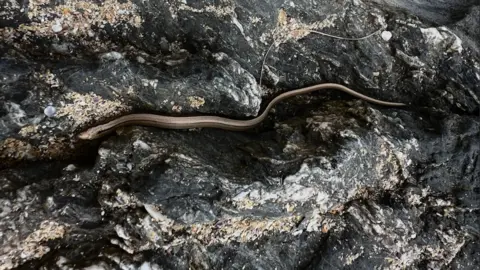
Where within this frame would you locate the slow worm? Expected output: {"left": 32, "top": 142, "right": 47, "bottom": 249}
{"left": 78, "top": 83, "right": 405, "bottom": 140}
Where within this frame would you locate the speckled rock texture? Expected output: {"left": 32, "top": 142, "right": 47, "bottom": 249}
{"left": 1, "top": 0, "right": 479, "bottom": 269}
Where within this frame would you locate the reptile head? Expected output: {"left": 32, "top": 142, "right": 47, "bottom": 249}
{"left": 77, "top": 125, "right": 113, "bottom": 140}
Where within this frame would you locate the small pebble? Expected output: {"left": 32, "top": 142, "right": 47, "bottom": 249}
{"left": 64, "top": 164, "right": 77, "bottom": 171}
{"left": 52, "top": 24, "right": 63, "bottom": 33}
{"left": 44, "top": 105, "right": 56, "bottom": 117}
{"left": 101, "top": 51, "right": 123, "bottom": 60}
{"left": 381, "top": 31, "right": 392, "bottom": 41}
{"left": 136, "top": 56, "right": 145, "bottom": 63}
{"left": 133, "top": 139, "right": 151, "bottom": 151}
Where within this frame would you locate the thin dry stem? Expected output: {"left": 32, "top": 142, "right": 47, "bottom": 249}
{"left": 258, "top": 28, "right": 382, "bottom": 90}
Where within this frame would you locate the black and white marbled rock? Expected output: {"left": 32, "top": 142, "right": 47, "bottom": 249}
{"left": 0, "top": 0, "right": 479, "bottom": 269}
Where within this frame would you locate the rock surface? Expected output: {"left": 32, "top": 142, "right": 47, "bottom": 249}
{"left": 0, "top": 0, "right": 479, "bottom": 269}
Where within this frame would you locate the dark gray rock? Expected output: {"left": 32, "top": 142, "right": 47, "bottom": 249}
{"left": 1, "top": 0, "right": 479, "bottom": 269}
{"left": 370, "top": 0, "right": 478, "bottom": 25}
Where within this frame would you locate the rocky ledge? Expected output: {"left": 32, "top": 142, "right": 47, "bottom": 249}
{"left": 0, "top": 0, "right": 479, "bottom": 269}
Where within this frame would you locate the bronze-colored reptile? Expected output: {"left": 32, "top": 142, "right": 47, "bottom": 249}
{"left": 78, "top": 83, "right": 405, "bottom": 140}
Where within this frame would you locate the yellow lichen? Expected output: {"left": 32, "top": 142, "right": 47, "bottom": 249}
{"left": 177, "top": 2, "right": 234, "bottom": 17}
{"left": 189, "top": 215, "right": 302, "bottom": 245}
{"left": 0, "top": 0, "right": 142, "bottom": 51}
{"left": 26, "top": 0, "right": 142, "bottom": 36}
{"left": 171, "top": 104, "right": 182, "bottom": 113}
{"left": 18, "top": 125, "right": 38, "bottom": 137}
{"left": 56, "top": 91, "right": 131, "bottom": 129}
{"left": 0, "top": 138, "right": 39, "bottom": 160}
{"left": 0, "top": 221, "right": 67, "bottom": 270}
{"left": 233, "top": 198, "right": 258, "bottom": 210}
{"left": 277, "top": 8, "right": 288, "bottom": 27}
{"left": 187, "top": 96, "right": 205, "bottom": 109}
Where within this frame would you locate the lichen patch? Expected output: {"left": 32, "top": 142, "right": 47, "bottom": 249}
{"left": 28, "top": 0, "right": 142, "bottom": 36}
{"left": 0, "top": 221, "right": 67, "bottom": 270}
{"left": 178, "top": 2, "right": 234, "bottom": 17}
{"left": 190, "top": 215, "right": 303, "bottom": 245}
{"left": 0, "top": 138, "right": 39, "bottom": 161}
{"left": 0, "top": 0, "right": 142, "bottom": 48}
{"left": 56, "top": 91, "right": 131, "bottom": 129}
{"left": 187, "top": 96, "right": 205, "bottom": 109}
{"left": 18, "top": 125, "right": 38, "bottom": 137}
{"left": 270, "top": 8, "right": 339, "bottom": 47}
